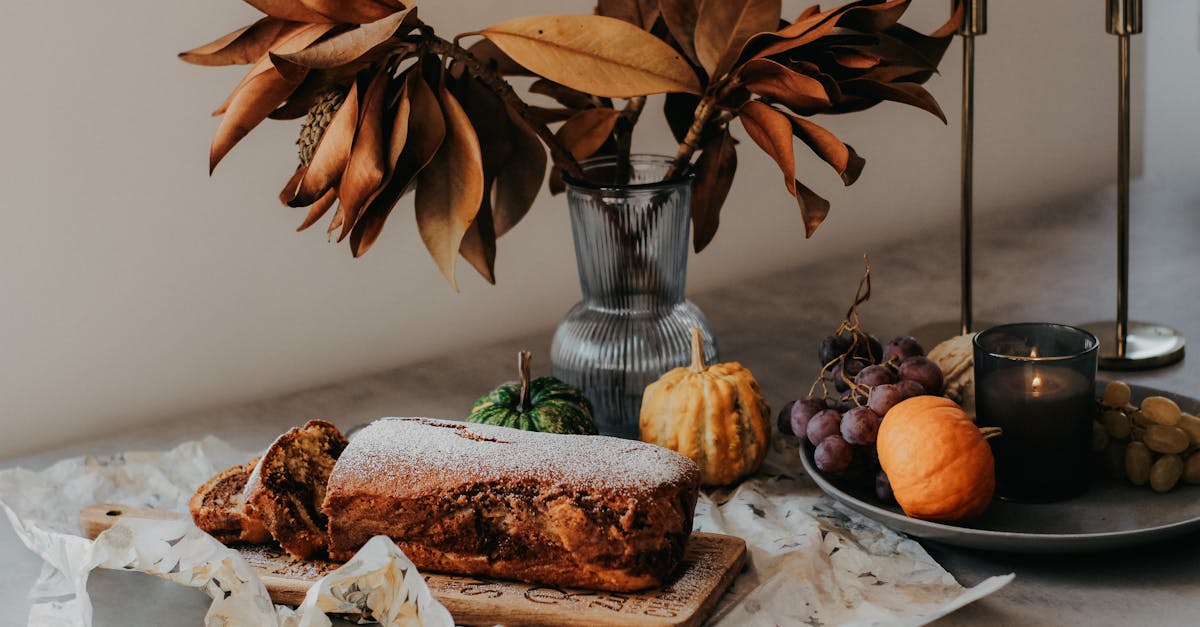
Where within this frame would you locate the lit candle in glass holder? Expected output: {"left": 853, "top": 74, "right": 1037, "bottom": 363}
{"left": 974, "top": 323, "right": 1099, "bottom": 502}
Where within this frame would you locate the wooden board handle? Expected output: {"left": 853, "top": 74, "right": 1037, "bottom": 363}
{"left": 80, "top": 503, "right": 183, "bottom": 539}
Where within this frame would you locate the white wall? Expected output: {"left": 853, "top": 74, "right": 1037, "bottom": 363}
{"left": 1, "top": 0, "right": 1173, "bottom": 458}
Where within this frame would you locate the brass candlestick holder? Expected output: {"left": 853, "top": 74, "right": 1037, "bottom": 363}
{"left": 1081, "top": 0, "right": 1185, "bottom": 370}
{"left": 910, "top": 0, "right": 991, "bottom": 348}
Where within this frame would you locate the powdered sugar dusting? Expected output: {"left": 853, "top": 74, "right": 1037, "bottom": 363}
{"left": 334, "top": 418, "right": 699, "bottom": 496}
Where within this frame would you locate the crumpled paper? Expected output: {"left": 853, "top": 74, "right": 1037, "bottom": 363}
{"left": 0, "top": 437, "right": 453, "bottom": 627}
{"left": 0, "top": 436, "right": 1009, "bottom": 627}
{"left": 698, "top": 440, "right": 1012, "bottom": 626}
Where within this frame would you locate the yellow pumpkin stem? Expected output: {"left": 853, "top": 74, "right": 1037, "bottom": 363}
{"left": 689, "top": 327, "right": 706, "bottom": 373}
{"left": 980, "top": 426, "right": 1002, "bottom": 440}
{"left": 517, "top": 351, "right": 533, "bottom": 413}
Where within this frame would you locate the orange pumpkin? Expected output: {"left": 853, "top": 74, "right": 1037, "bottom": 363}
{"left": 640, "top": 328, "right": 771, "bottom": 486}
{"left": 877, "top": 395, "right": 997, "bottom": 521}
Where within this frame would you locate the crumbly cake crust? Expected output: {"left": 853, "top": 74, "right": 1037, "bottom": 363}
{"left": 189, "top": 457, "right": 271, "bottom": 544}
{"left": 243, "top": 419, "right": 348, "bottom": 560}
{"left": 323, "top": 418, "right": 700, "bottom": 592}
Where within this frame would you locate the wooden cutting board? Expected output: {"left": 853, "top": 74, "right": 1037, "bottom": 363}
{"left": 81, "top": 504, "right": 746, "bottom": 627}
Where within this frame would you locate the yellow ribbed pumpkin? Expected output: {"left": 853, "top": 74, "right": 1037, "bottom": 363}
{"left": 639, "top": 328, "right": 771, "bottom": 486}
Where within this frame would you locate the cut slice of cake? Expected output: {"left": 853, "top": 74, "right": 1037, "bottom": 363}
{"left": 242, "top": 419, "right": 348, "bottom": 560}
{"left": 189, "top": 457, "right": 271, "bottom": 544}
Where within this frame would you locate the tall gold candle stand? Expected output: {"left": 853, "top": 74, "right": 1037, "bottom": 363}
{"left": 1081, "top": 0, "right": 1185, "bottom": 370}
{"left": 910, "top": 0, "right": 990, "bottom": 347}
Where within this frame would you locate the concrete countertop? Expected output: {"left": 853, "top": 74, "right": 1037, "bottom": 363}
{"left": 3, "top": 179, "right": 1199, "bottom": 625}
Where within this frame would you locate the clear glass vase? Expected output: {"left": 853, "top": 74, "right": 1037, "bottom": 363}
{"left": 551, "top": 155, "right": 718, "bottom": 439}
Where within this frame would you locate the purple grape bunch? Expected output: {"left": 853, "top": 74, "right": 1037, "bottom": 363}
{"left": 784, "top": 331, "right": 945, "bottom": 485}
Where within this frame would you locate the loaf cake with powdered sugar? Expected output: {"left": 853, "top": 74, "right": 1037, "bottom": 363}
{"left": 322, "top": 418, "right": 701, "bottom": 592}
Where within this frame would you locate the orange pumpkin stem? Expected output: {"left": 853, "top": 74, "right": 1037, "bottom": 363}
{"left": 979, "top": 426, "right": 1002, "bottom": 440}
{"left": 689, "top": 327, "right": 706, "bottom": 373}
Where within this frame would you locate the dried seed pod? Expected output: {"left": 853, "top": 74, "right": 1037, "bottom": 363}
{"left": 1140, "top": 396, "right": 1182, "bottom": 427}
{"left": 1143, "top": 424, "right": 1190, "bottom": 455}
{"left": 298, "top": 88, "right": 348, "bottom": 167}
{"left": 1125, "top": 442, "right": 1152, "bottom": 486}
{"left": 1150, "top": 455, "right": 1184, "bottom": 493}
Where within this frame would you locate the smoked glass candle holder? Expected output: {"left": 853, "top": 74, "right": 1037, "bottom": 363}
{"left": 974, "top": 323, "right": 1099, "bottom": 502}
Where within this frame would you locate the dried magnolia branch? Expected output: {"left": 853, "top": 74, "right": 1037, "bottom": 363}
{"left": 180, "top": 0, "right": 961, "bottom": 285}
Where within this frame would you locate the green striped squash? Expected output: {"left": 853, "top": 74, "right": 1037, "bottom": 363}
{"left": 468, "top": 352, "right": 597, "bottom": 435}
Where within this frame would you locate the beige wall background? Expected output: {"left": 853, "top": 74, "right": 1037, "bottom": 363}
{"left": 1, "top": 1, "right": 1195, "bottom": 459}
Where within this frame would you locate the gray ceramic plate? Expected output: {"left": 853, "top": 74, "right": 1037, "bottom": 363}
{"left": 800, "top": 383, "right": 1200, "bottom": 553}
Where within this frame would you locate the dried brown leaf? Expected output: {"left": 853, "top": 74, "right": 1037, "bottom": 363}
{"left": 209, "top": 70, "right": 301, "bottom": 173}
{"left": 278, "top": 9, "right": 415, "bottom": 69}
{"left": 833, "top": 49, "right": 881, "bottom": 69}
{"left": 242, "top": 0, "right": 335, "bottom": 23}
{"left": 345, "top": 98, "right": 406, "bottom": 254}
{"left": 491, "top": 113, "right": 546, "bottom": 237}
{"left": 660, "top": 0, "right": 700, "bottom": 65}
{"left": 478, "top": 15, "right": 701, "bottom": 97}
{"left": 211, "top": 23, "right": 329, "bottom": 119}
{"left": 286, "top": 80, "right": 359, "bottom": 206}
{"left": 296, "top": 187, "right": 338, "bottom": 231}
{"left": 335, "top": 71, "right": 390, "bottom": 241}
{"left": 556, "top": 108, "right": 621, "bottom": 161}
{"left": 787, "top": 113, "right": 864, "bottom": 185}
{"left": 739, "top": 100, "right": 828, "bottom": 237}
{"left": 793, "top": 178, "right": 830, "bottom": 236}
{"left": 839, "top": 0, "right": 910, "bottom": 33}
{"left": 694, "top": 0, "right": 781, "bottom": 79}
{"left": 452, "top": 72, "right": 544, "bottom": 242}
{"left": 179, "top": 18, "right": 290, "bottom": 66}
{"left": 737, "top": 58, "right": 830, "bottom": 115}
{"left": 596, "top": 0, "right": 661, "bottom": 30}
{"left": 239, "top": 0, "right": 405, "bottom": 25}
{"left": 459, "top": 196, "right": 497, "bottom": 284}
{"left": 351, "top": 68, "right": 445, "bottom": 257}
{"left": 839, "top": 79, "right": 945, "bottom": 122}
{"left": 415, "top": 84, "right": 484, "bottom": 290}
{"left": 269, "top": 69, "right": 352, "bottom": 119}
{"left": 691, "top": 126, "right": 736, "bottom": 252}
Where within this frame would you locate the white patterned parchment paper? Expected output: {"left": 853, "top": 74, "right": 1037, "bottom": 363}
{"left": 0, "top": 437, "right": 453, "bottom": 627}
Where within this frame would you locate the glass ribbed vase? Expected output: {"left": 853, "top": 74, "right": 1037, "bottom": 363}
{"left": 551, "top": 155, "right": 718, "bottom": 439}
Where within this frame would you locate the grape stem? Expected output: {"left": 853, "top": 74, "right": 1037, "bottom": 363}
{"left": 807, "top": 257, "right": 878, "bottom": 405}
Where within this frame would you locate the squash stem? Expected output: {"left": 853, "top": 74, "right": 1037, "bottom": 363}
{"left": 689, "top": 328, "right": 706, "bottom": 373}
{"left": 517, "top": 351, "right": 533, "bottom": 413}
{"left": 979, "top": 426, "right": 1003, "bottom": 440}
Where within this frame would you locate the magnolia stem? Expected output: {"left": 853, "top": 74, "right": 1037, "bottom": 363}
{"left": 421, "top": 37, "right": 585, "bottom": 180}
{"left": 615, "top": 96, "right": 646, "bottom": 184}
{"left": 667, "top": 97, "right": 716, "bottom": 179}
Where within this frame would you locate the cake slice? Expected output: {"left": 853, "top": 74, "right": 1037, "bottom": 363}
{"left": 243, "top": 419, "right": 348, "bottom": 559}
{"left": 189, "top": 457, "right": 271, "bottom": 544}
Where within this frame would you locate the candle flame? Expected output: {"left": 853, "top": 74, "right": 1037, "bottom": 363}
{"left": 1030, "top": 346, "right": 1039, "bottom": 358}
